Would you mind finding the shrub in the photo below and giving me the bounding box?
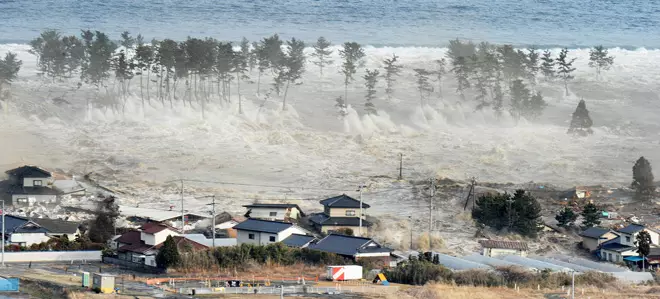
[453,269,502,287]
[383,259,452,285]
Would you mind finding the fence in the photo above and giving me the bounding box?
[102,256,165,274]
[1,251,101,263]
[175,285,399,295]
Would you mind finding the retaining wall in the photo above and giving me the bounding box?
[0,251,101,263]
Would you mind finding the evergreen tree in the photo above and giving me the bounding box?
[526,91,547,120]
[0,52,22,102]
[157,39,178,107]
[636,230,652,259]
[215,42,234,103]
[363,69,379,114]
[632,156,655,196]
[134,36,154,104]
[88,194,119,243]
[588,45,614,79]
[556,48,576,96]
[382,54,402,100]
[156,235,181,269]
[234,39,250,113]
[510,190,543,238]
[31,30,67,80]
[555,206,577,227]
[249,41,258,73]
[414,68,432,108]
[80,31,116,87]
[254,41,270,93]
[492,79,504,116]
[581,202,601,228]
[451,56,471,100]
[310,37,333,77]
[339,42,366,108]
[509,79,530,120]
[525,47,540,85]
[434,58,447,99]
[112,49,133,112]
[62,35,84,78]
[472,190,542,238]
[567,99,593,135]
[446,39,476,67]
[239,37,251,74]
[539,50,555,80]
[278,38,306,110]
[262,34,284,95]
[497,45,525,85]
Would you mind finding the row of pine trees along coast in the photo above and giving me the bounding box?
[0,30,615,123]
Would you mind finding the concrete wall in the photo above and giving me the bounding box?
[0,251,102,262]
[248,208,288,221]
[10,233,49,246]
[237,230,279,245]
[483,248,527,257]
[320,225,365,236]
[12,194,57,205]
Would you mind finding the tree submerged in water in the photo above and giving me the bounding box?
[567,99,593,136]
[632,156,655,197]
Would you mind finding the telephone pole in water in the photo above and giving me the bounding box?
[463,177,476,211]
[398,153,403,180]
[429,178,435,251]
[198,195,218,248]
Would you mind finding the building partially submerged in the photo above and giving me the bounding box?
[478,240,529,257]
[243,203,305,221]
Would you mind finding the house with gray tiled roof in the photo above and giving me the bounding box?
[5,165,61,205]
[233,218,310,246]
[308,233,393,265]
[310,194,371,236]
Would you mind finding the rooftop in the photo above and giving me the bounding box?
[183,234,237,247]
[478,240,529,251]
[281,234,316,248]
[9,186,61,195]
[141,222,180,234]
[30,217,79,234]
[243,203,305,216]
[618,224,645,234]
[308,234,391,256]
[580,227,613,239]
[115,231,141,245]
[320,194,370,209]
[5,166,51,178]
[233,218,294,234]
[309,214,372,227]
[120,205,209,222]
[601,237,636,253]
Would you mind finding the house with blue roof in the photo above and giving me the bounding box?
[0,214,80,246]
[597,224,660,264]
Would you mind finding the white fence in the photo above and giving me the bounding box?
[0,251,102,263]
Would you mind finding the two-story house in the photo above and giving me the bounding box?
[234,218,308,246]
[117,222,184,266]
[5,165,61,205]
[599,224,660,263]
[310,194,371,236]
[243,203,305,222]
[0,215,80,246]
[579,227,619,252]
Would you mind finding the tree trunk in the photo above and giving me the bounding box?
[146,67,151,104]
[344,82,348,110]
[282,80,290,111]
[257,71,261,95]
[159,68,165,107]
[564,80,569,96]
[140,74,144,109]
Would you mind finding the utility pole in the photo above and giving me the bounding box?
[429,178,434,251]
[180,179,185,234]
[463,177,476,211]
[357,185,366,236]
[2,200,4,267]
[398,153,403,180]
[408,216,413,250]
[198,195,219,248]
[571,270,575,299]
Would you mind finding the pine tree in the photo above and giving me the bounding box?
[62,35,84,78]
[539,50,555,80]
[434,58,447,98]
[156,235,181,269]
[234,39,250,114]
[0,52,22,102]
[472,190,542,238]
[414,68,432,108]
[588,45,614,79]
[88,194,119,243]
[446,39,476,68]
[555,206,577,227]
[510,190,543,238]
[509,79,530,120]
[492,79,504,116]
[567,99,593,135]
[382,54,402,100]
[497,45,525,85]
[581,202,601,228]
[451,56,470,100]
[254,41,270,94]
[556,48,576,96]
[632,156,655,196]
[636,230,652,259]
[363,69,379,114]
[215,42,234,103]
[339,42,366,109]
[134,37,154,104]
[31,30,67,81]
[525,47,540,85]
[278,38,306,110]
[261,34,284,95]
[311,37,333,77]
[526,91,547,119]
[157,39,178,107]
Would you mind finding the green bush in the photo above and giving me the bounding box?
[383,259,452,285]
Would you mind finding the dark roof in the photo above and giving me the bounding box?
[233,218,293,234]
[14,221,49,234]
[141,222,180,234]
[5,166,52,178]
[243,203,305,217]
[281,234,316,248]
[309,214,372,227]
[0,215,29,234]
[9,186,61,195]
[30,218,79,234]
[580,227,613,239]
[601,237,636,252]
[116,231,141,245]
[478,240,529,251]
[618,224,645,234]
[118,243,157,254]
[320,194,370,209]
[308,234,392,256]
[172,236,208,250]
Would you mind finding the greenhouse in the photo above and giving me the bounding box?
[433,253,492,271]
[462,253,535,270]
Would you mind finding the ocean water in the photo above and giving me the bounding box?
[0,0,659,48]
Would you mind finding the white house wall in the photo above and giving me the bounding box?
[247,208,289,221]
[237,230,280,245]
[12,194,57,205]
[0,251,102,263]
[10,233,49,246]
[277,227,308,241]
[22,177,53,187]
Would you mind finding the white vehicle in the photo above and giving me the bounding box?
[326,265,363,281]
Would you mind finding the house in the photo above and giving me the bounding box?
[599,236,637,263]
[0,215,80,246]
[616,224,660,247]
[310,194,371,236]
[579,227,618,252]
[5,166,61,205]
[243,203,305,222]
[182,234,237,247]
[281,234,316,248]
[119,205,209,230]
[233,218,309,246]
[478,240,529,257]
[117,222,184,266]
[308,234,393,265]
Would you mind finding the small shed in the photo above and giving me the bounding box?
[92,273,115,294]
[479,240,529,257]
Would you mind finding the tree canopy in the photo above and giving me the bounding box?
[581,202,601,228]
[472,190,542,238]
[632,156,655,196]
[156,235,181,268]
[568,99,593,136]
